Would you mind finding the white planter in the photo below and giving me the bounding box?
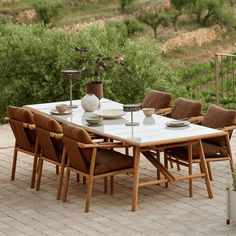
[81,93,99,112]
[226,187,236,224]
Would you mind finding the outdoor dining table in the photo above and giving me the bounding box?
[25,98,228,211]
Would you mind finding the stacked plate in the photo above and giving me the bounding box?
[166,120,190,127]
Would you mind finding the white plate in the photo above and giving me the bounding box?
[166,120,190,127]
[94,109,126,119]
[50,109,72,115]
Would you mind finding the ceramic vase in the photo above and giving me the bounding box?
[86,81,103,100]
[81,93,99,112]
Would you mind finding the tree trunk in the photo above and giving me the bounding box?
[202,9,213,26]
[153,27,157,39]
[120,2,126,12]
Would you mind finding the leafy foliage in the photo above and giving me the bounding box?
[33,0,62,25]
[138,11,168,39]
[0,22,184,122]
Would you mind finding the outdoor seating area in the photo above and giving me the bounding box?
[0,122,236,235]
[1,90,236,234]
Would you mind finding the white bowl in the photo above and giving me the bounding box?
[142,108,155,117]
[85,117,103,125]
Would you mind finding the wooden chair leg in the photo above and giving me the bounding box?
[104,177,108,193]
[31,138,39,189]
[31,155,38,189]
[36,158,43,191]
[125,147,129,155]
[177,162,181,171]
[56,166,59,175]
[62,168,71,202]
[207,162,213,181]
[76,174,80,182]
[85,176,94,212]
[110,176,114,195]
[170,160,174,168]
[57,149,66,200]
[83,176,86,185]
[11,147,18,181]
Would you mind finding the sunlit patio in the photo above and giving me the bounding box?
[1,123,236,235]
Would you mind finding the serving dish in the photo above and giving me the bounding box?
[93,109,126,119]
[50,109,72,115]
[166,120,190,127]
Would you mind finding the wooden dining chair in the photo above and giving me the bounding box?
[166,97,203,122]
[141,90,172,114]
[164,104,236,195]
[33,113,65,200]
[6,106,39,188]
[61,122,134,212]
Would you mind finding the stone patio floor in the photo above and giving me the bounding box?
[1,124,236,235]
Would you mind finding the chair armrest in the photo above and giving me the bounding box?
[77,141,129,149]
[219,125,236,132]
[23,123,35,130]
[187,115,204,124]
[155,107,172,116]
[4,117,9,122]
[50,132,63,140]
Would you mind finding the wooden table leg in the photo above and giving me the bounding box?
[198,140,213,198]
[132,146,140,211]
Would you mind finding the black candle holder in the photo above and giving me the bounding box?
[123,104,141,126]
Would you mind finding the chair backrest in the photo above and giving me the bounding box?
[33,113,63,163]
[202,104,236,129]
[202,105,236,146]
[142,90,172,110]
[171,98,202,120]
[62,123,94,173]
[7,106,36,152]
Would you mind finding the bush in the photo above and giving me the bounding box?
[123,18,144,36]
[0,22,77,121]
[0,22,186,122]
[33,0,62,25]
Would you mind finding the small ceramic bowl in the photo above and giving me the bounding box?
[85,116,103,125]
[56,104,68,113]
[142,108,155,117]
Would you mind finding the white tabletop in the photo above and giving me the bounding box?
[26,98,224,147]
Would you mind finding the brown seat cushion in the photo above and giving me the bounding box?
[171,98,202,120]
[33,113,62,133]
[94,149,133,175]
[8,106,34,124]
[167,141,229,159]
[202,104,236,128]
[142,90,172,110]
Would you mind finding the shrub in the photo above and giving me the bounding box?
[33,0,62,25]
[0,22,185,122]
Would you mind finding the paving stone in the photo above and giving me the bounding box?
[0,125,236,235]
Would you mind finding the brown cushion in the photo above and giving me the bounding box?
[62,123,93,172]
[8,106,34,124]
[202,105,236,128]
[62,123,92,144]
[167,141,228,159]
[33,113,62,133]
[171,98,202,120]
[94,149,133,175]
[142,90,172,110]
